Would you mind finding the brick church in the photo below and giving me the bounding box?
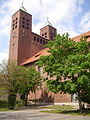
[9,5,90,104]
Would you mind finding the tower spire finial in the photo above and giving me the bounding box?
[22,0,24,6]
[20,0,27,12]
[45,17,53,26]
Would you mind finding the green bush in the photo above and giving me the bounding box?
[15,100,23,108]
[0,100,8,108]
[8,93,16,109]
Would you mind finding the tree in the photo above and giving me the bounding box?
[37,34,90,112]
[18,67,42,106]
[0,61,42,107]
[0,61,17,109]
[0,61,26,109]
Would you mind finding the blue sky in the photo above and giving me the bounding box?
[0,0,90,63]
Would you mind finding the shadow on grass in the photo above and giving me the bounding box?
[61,109,90,115]
[0,104,50,111]
[41,109,90,116]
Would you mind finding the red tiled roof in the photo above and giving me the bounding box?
[72,31,90,42]
[22,31,90,65]
[21,48,50,65]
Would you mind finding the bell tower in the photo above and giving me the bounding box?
[9,4,32,65]
[40,18,57,41]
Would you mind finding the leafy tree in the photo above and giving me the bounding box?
[18,67,42,106]
[0,61,42,107]
[0,62,17,109]
[37,34,90,112]
[0,61,26,109]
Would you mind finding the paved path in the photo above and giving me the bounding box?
[0,109,90,120]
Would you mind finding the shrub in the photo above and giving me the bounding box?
[0,100,8,108]
[8,93,16,109]
[15,100,23,108]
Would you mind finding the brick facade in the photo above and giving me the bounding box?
[27,64,71,103]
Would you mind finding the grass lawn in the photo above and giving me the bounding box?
[41,105,90,116]
[0,108,21,111]
[44,105,74,110]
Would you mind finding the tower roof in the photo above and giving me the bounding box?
[19,1,27,12]
[45,18,53,26]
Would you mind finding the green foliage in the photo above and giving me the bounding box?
[0,62,20,109]
[17,67,42,106]
[0,100,8,108]
[0,62,21,94]
[37,34,90,111]
[8,93,16,109]
[0,62,42,107]
[44,105,74,110]
[15,100,23,108]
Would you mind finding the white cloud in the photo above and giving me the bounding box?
[30,0,85,36]
[79,12,90,32]
[0,0,22,37]
[0,0,85,36]
[0,49,8,63]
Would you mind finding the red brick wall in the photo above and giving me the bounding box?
[9,10,20,64]
[27,64,71,103]
[28,85,71,103]
[9,10,32,65]
[40,25,57,40]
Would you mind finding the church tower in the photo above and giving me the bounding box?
[40,18,57,41]
[9,4,57,65]
[9,5,32,65]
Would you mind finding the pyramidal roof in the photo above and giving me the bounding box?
[45,18,53,26]
[19,2,27,12]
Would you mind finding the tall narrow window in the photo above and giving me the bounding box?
[27,23,29,25]
[15,25,17,28]
[23,17,25,20]
[27,27,29,29]
[27,19,29,22]
[34,36,36,41]
[22,21,25,24]
[37,38,39,42]
[43,40,45,44]
[22,25,25,28]
[40,39,42,44]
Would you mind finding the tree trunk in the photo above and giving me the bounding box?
[24,94,28,106]
[35,89,37,105]
[78,96,83,113]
